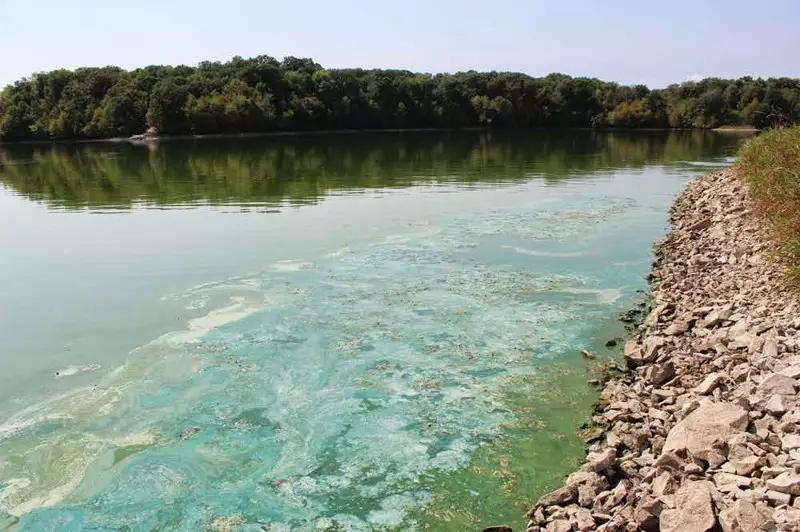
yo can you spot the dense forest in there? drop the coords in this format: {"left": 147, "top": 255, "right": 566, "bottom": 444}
{"left": 1, "top": 55, "right": 799, "bottom": 141}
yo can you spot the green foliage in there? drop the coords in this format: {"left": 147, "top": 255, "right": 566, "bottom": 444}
{"left": 737, "top": 127, "right": 800, "bottom": 287}
{"left": 2, "top": 55, "right": 800, "bottom": 141}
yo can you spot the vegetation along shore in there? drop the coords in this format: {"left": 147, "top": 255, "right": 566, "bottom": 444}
{"left": 1, "top": 55, "right": 800, "bottom": 142}
{"left": 518, "top": 128, "right": 800, "bottom": 531}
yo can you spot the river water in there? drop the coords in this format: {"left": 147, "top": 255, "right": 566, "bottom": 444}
{"left": 0, "top": 131, "right": 741, "bottom": 531}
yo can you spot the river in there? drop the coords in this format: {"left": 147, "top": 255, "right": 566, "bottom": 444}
{"left": 0, "top": 131, "right": 741, "bottom": 531}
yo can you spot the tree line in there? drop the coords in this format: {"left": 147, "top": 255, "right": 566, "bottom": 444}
{"left": 1, "top": 55, "right": 799, "bottom": 141}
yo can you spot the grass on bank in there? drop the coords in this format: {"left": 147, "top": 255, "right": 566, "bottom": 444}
{"left": 737, "top": 126, "right": 800, "bottom": 288}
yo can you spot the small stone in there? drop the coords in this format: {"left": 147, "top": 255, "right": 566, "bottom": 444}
{"left": 706, "top": 451, "right": 726, "bottom": 468}
{"left": 652, "top": 471, "right": 678, "bottom": 496}
{"left": 566, "top": 471, "right": 607, "bottom": 493}
{"left": 779, "top": 363, "right": 800, "bottom": 379}
{"left": 702, "top": 308, "right": 732, "bottom": 328}
{"left": 582, "top": 448, "right": 616, "bottom": 473}
{"left": 694, "top": 373, "right": 723, "bottom": 395}
{"left": 730, "top": 455, "right": 761, "bottom": 476}
{"left": 685, "top": 462, "right": 704, "bottom": 474}
{"left": 765, "top": 472, "right": 800, "bottom": 495}
{"left": 757, "top": 373, "right": 797, "bottom": 396}
{"left": 577, "top": 426, "right": 604, "bottom": 443}
{"left": 664, "top": 320, "right": 692, "bottom": 336}
{"left": 718, "top": 499, "right": 774, "bottom": 532}
{"left": 761, "top": 338, "right": 778, "bottom": 359}
{"left": 534, "top": 486, "right": 576, "bottom": 508}
{"left": 713, "top": 472, "right": 752, "bottom": 488}
{"left": 765, "top": 489, "right": 792, "bottom": 505}
{"left": 574, "top": 508, "right": 594, "bottom": 532}
{"left": 546, "top": 520, "right": 571, "bottom": 532}
{"left": 482, "top": 527, "right": 512, "bottom": 532}
{"left": 765, "top": 394, "right": 789, "bottom": 415}
{"left": 781, "top": 433, "right": 800, "bottom": 451}
{"left": 687, "top": 217, "right": 713, "bottom": 233}
{"left": 646, "top": 361, "right": 676, "bottom": 385}
{"left": 624, "top": 341, "right": 643, "bottom": 366}
{"left": 578, "top": 485, "right": 597, "bottom": 507}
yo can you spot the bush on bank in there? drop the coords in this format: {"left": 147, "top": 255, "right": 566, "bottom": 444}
{"left": 738, "top": 126, "right": 800, "bottom": 287}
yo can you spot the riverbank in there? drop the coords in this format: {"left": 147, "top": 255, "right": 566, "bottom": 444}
{"left": 524, "top": 168, "right": 800, "bottom": 531}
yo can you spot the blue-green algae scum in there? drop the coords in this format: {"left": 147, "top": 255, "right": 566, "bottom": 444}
{"left": 0, "top": 131, "right": 740, "bottom": 530}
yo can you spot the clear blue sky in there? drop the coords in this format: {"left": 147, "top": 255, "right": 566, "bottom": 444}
{"left": 1, "top": 0, "right": 798, "bottom": 89}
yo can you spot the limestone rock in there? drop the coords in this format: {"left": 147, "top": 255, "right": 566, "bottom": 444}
{"left": 765, "top": 472, "right": 800, "bottom": 495}
{"left": 718, "top": 500, "right": 774, "bottom": 532}
{"left": 694, "top": 373, "right": 723, "bottom": 395}
{"left": 662, "top": 401, "right": 748, "bottom": 460}
{"left": 534, "top": 486, "right": 576, "bottom": 509}
{"left": 659, "top": 481, "right": 717, "bottom": 532}
{"left": 757, "top": 374, "right": 797, "bottom": 396}
{"left": 545, "top": 520, "right": 571, "bottom": 532}
{"left": 781, "top": 434, "right": 800, "bottom": 451}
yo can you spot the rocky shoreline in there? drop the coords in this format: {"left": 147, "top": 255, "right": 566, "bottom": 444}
{"left": 525, "top": 169, "right": 800, "bottom": 531}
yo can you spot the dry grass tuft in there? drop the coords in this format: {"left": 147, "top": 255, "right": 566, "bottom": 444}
{"left": 737, "top": 127, "right": 800, "bottom": 288}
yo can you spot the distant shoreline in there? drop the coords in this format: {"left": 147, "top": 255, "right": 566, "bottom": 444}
{"left": 0, "top": 126, "right": 758, "bottom": 147}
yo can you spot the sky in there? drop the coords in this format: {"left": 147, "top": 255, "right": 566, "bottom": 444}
{"left": 1, "top": 0, "right": 799, "bottom": 89}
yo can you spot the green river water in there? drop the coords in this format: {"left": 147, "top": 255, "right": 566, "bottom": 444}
{"left": 0, "top": 131, "right": 742, "bottom": 531}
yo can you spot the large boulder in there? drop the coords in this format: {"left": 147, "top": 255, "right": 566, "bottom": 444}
{"left": 662, "top": 401, "right": 748, "bottom": 461}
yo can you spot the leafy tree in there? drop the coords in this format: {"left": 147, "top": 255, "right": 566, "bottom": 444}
{"left": 3, "top": 55, "right": 800, "bottom": 141}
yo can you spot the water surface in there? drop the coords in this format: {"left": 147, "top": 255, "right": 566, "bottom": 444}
{"left": 0, "top": 131, "right": 740, "bottom": 530}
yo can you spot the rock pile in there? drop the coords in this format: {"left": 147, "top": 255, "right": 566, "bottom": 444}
{"left": 526, "top": 169, "right": 800, "bottom": 531}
